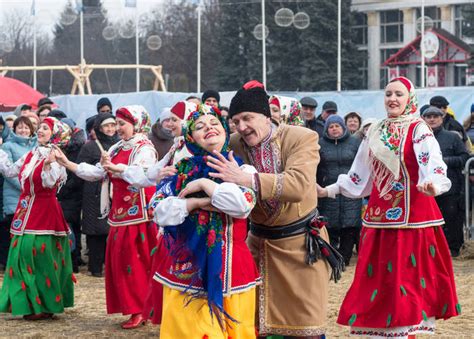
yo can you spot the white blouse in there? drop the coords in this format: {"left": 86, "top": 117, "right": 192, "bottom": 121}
{"left": 0, "top": 148, "right": 66, "bottom": 189}
{"left": 326, "top": 123, "right": 451, "bottom": 199}
{"left": 75, "top": 142, "right": 157, "bottom": 185}
{"left": 154, "top": 165, "right": 257, "bottom": 226}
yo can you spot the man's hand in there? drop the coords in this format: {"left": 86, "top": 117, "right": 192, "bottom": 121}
{"left": 316, "top": 184, "right": 328, "bottom": 198}
{"left": 207, "top": 150, "right": 252, "bottom": 187}
{"left": 158, "top": 166, "right": 177, "bottom": 182}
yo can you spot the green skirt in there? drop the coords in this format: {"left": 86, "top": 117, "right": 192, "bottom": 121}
{"left": 0, "top": 234, "right": 74, "bottom": 316}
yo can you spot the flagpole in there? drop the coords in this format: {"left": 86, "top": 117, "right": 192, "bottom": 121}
{"left": 33, "top": 0, "right": 37, "bottom": 90}
{"left": 337, "top": 0, "right": 341, "bottom": 92}
{"left": 136, "top": 2, "right": 140, "bottom": 92}
{"left": 197, "top": 0, "right": 202, "bottom": 93}
{"left": 261, "top": 0, "right": 266, "bottom": 88}
{"left": 421, "top": 0, "right": 425, "bottom": 88}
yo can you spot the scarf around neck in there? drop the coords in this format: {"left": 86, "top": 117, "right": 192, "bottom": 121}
{"left": 367, "top": 77, "right": 422, "bottom": 197}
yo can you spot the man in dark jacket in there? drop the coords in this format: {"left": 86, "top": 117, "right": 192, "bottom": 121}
{"left": 312, "top": 101, "right": 338, "bottom": 137}
{"left": 300, "top": 96, "right": 319, "bottom": 133}
{"left": 317, "top": 115, "right": 362, "bottom": 265}
{"left": 430, "top": 95, "right": 468, "bottom": 144}
{"left": 423, "top": 106, "right": 469, "bottom": 257}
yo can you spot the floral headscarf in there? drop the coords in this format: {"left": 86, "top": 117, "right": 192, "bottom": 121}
{"left": 153, "top": 103, "right": 240, "bottom": 325}
{"left": 116, "top": 105, "right": 151, "bottom": 134}
{"left": 269, "top": 95, "right": 304, "bottom": 126}
{"left": 367, "top": 76, "right": 422, "bottom": 197}
{"left": 42, "top": 117, "right": 72, "bottom": 148}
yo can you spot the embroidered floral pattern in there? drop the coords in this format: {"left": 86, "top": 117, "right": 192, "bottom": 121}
{"left": 350, "top": 172, "right": 361, "bottom": 185}
{"left": 417, "top": 152, "right": 430, "bottom": 166}
{"left": 386, "top": 207, "right": 403, "bottom": 220}
{"left": 433, "top": 166, "right": 445, "bottom": 175}
{"left": 413, "top": 133, "right": 433, "bottom": 144}
{"left": 380, "top": 123, "right": 402, "bottom": 155}
{"left": 391, "top": 182, "right": 404, "bottom": 191}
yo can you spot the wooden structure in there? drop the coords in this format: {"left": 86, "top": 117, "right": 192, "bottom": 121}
{"left": 0, "top": 60, "right": 167, "bottom": 94}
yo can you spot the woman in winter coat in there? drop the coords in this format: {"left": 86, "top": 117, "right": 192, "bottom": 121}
{"left": 0, "top": 117, "right": 37, "bottom": 269}
{"left": 76, "top": 113, "right": 119, "bottom": 277}
{"left": 317, "top": 114, "right": 362, "bottom": 266}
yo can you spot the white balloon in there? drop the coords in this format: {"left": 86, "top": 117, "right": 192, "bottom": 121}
{"left": 293, "top": 12, "right": 310, "bottom": 30}
{"left": 416, "top": 16, "right": 434, "bottom": 33}
{"left": 102, "top": 25, "right": 117, "bottom": 41}
{"left": 147, "top": 35, "right": 162, "bottom": 51}
{"left": 253, "top": 24, "right": 269, "bottom": 40}
{"left": 118, "top": 20, "right": 135, "bottom": 39}
{"left": 275, "top": 8, "right": 294, "bottom": 27}
{"left": 60, "top": 6, "right": 78, "bottom": 26}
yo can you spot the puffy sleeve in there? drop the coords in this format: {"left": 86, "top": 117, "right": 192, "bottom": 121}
{"left": 122, "top": 148, "right": 169, "bottom": 188}
{"left": 1, "top": 146, "right": 21, "bottom": 190}
{"left": 211, "top": 165, "right": 257, "bottom": 218}
{"left": 413, "top": 123, "right": 451, "bottom": 195}
{"left": 326, "top": 138, "right": 373, "bottom": 199}
{"left": 118, "top": 144, "right": 157, "bottom": 186}
{"left": 0, "top": 149, "right": 25, "bottom": 178}
{"left": 76, "top": 162, "right": 107, "bottom": 181}
{"left": 41, "top": 162, "right": 67, "bottom": 188}
{"left": 256, "top": 128, "right": 319, "bottom": 203}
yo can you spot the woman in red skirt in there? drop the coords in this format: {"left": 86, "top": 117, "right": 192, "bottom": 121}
{"left": 318, "top": 77, "right": 460, "bottom": 338}
{"left": 0, "top": 117, "right": 74, "bottom": 319}
{"left": 56, "top": 105, "right": 158, "bottom": 329}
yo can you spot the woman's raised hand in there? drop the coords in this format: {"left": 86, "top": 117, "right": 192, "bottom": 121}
{"left": 52, "top": 145, "right": 68, "bottom": 166}
{"left": 417, "top": 181, "right": 437, "bottom": 196}
{"left": 156, "top": 165, "right": 177, "bottom": 182}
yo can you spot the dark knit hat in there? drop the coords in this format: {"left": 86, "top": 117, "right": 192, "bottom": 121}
{"left": 85, "top": 115, "right": 97, "bottom": 133}
{"left": 48, "top": 109, "right": 67, "bottom": 119}
{"left": 229, "top": 80, "right": 271, "bottom": 118}
{"left": 419, "top": 104, "right": 430, "bottom": 115}
{"left": 201, "top": 90, "right": 220, "bottom": 104}
{"left": 97, "top": 97, "right": 113, "bottom": 113}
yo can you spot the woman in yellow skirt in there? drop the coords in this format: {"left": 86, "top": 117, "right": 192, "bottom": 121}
{"left": 150, "top": 104, "right": 260, "bottom": 338}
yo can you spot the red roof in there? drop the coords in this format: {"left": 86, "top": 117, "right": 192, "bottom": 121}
{"left": 383, "top": 28, "right": 471, "bottom": 66}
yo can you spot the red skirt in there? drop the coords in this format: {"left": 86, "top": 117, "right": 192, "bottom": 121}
{"left": 142, "top": 233, "right": 165, "bottom": 324}
{"left": 105, "top": 222, "right": 158, "bottom": 315}
{"left": 337, "top": 226, "right": 460, "bottom": 329}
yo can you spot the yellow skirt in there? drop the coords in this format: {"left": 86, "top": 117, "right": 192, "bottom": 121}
{"left": 160, "top": 286, "right": 256, "bottom": 339}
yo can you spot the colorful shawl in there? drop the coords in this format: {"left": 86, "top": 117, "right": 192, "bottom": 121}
{"left": 269, "top": 95, "right": 304, "bottom": 126}
{"left": 155, "top": 104, "right": 242, "bottom": 325}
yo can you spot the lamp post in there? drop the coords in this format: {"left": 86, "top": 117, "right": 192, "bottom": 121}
{"left": 337, "top": 0, "right": 341, "bottom": 91}
{"left": 261, "top": 0, "right": 267, "bottom": 88}
{"left": 197, "top": 0, "right": 202, "bottom": 93}
{"left": 421, "top": 0, "right": 425, "bottom": 88}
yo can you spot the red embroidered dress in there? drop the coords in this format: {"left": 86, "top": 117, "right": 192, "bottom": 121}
{"left": 327, "top": 121, "right": 460, "bottom": 337}
{"left": 76, "top": 136, "right": 158, "bottom": 315}
{"left": 0, "top": 148, "right": 74, "bottom": 316}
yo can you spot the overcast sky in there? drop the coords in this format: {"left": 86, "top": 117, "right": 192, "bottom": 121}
{"left": 0, "top": 0, "right": 166, "bottom": 31}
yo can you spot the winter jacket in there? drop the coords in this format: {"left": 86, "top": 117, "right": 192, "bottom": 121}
{"left": 306, "top": 114, "right": 325, "bottom": 138}
{"left": 77, "top": 114, "right": 118, "bottom": 235}
{"left": 317, "top": 127, "right": 362, "bottom": 229}
{"left": 149, "top": 121, "right": 174, "bottom": 161}
{"left": 57, "top": 128, "right": 86, "bottom": 225}
{"left": 433, "top": 126, "right": 469, "bottom": 196}
{"left": 443, "top": 114, "right": 468, "bottom": 143}
{"left": 1, "top": 132, "right": 37, "bottom": 215}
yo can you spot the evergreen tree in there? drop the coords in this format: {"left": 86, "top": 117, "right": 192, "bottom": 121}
{"left": 216, "top": 0, "right": 262, "bottom": 90}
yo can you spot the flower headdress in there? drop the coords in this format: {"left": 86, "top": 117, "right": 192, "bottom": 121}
{"left": 269, "top": 95, "right": 304, "bottom": 126}
{"left": 115, "top": 105, "right": 151, "bottom": 134}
